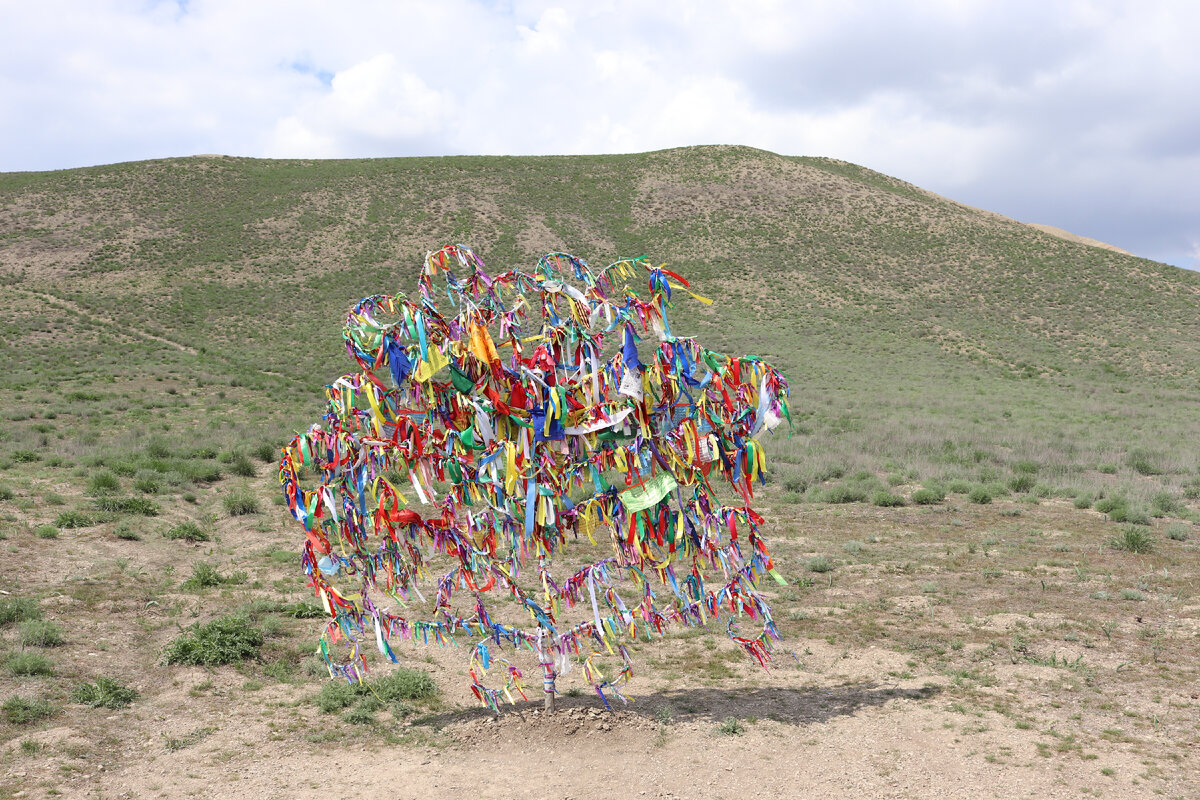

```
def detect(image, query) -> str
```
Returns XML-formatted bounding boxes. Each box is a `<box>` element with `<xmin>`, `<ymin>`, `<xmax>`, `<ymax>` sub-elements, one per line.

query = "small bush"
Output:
<box><xmin>20</xmin><ymin>620</ymin><xmax>64</xmax><ymax>647</ymax></box>
<box><xmin>718</xmin><ymin>716</ymin><xmax>745</xmax><ymax>736</ymax></box>
<box><xmin>12</xmin><ymin>450</ymin><xmax>39</xmax><ymax>463</ymax></box>
<box><xmin>341</xmin><ymin>703</ymin><xmax>377</xmax><ymax>725</ymax></box>
<box><xmin>947</xmin><ymin>479</ymin><xmax>972</xmax><ymax>494</ymax></box>
<box><xmin>0</xmin><ymin>485</ymin><xmax>15</xmax><ymax>501</ymax></box>
<box><xmin>911</xmin><ymin>488</ymin><xmax>944</xmax><ymax>505</ymax></box>
<box><xmin>164</xmin><ymin>522</ymin><xmax>210</xmax><ymax>542</ymax></box>
<box><xmin>253</xmin><ymin>442</ymin><xmax>279</xmax><ymax>463</ymax></box>
<box><xmin>820</xmin><ymin>484</ymin><xmax>867</xmax><ymax>504</ymax></box>
<box><xmin>2</xmin><ymin>696</ymin><xmax>56</xmax><ymax>725</ymax></box>
<box><xmin>230</xmin><ymin>454</ymin><xmax>257</xmax><ymax>478</ymax></box>
<box><xmin>1094</xmin><ymin>497</ymin><xmax>1122</xmax><ymax>515</ymax></box>
<box><xmin>164</xmin><ymin>615</ymin><xmax>264</xmax><ymax>666</ymax></box>
<box><xmin>870</xmin><ymin>490</ymin><xmax>905</xmax><ymax>507</ymax></box>
<box><xmin>181</xmin><ymin>563</ymin><xmax>246</xmax><ymax>591</ymax></box>
<box><xmin>88</xmin><ymin>471</ymin><xmax>121</xmax><ymax>495</ymax></box>
<box><xmin>0</xmin><ymin>597</ymin><xmax>41</xmax><ymax>625</ymax></box>
<box><xmin>807</xmin><ymin>556</ymin><xmax>833</xmax><ymax>573</ymax></box>
<box><xmin>1126</xmin><ymin>450</ymin><xmax>1160</xmax><ymax>476</ymax></box>
<box><xmin>34</xmin><ymin>524</ymin><xmax>59</xmax><ymax>539</ymax></box>
<box><xmin>967</xmin><ymin>487</ymin><xmax>992</xmax><ymax>504</ymax></box>
<box><xmin>1013</xmin><ymin>460</ymin><xmax>1039</xmax><ymax>475</ymax></box>
<box><xmin>133</xmin><ymin>476</ymin><xmax>161</xmax><ymax>494</ymax></box>
<box><xmin>1097</xmin><ymin>463</ymin><xmax>1118</xmax><ymax>474</ymax></box>
<box><xmin>1165</xmin><ymin>523</ymin><xmax>1189</xmax><ymax>542</ymax></box>
<box><xmin>7</xmin><ymin>652</ymin><xmax>54</xmax><ymax>676</ymax></box>
<box><xmin>1149</xmin><ymin>491</ymin><xmax>1181</xmax><ymax>516</ymax></box>
<box><xmin>1109</xmin><ymin>526</ymin><xmax>1154</xmax><ymax>554</ymax></box>
<box><xmin>113</xmin><ymin>523</ymin><xmax>141</xmax><ymax>541</ymax></box>
<box><xmin>55</xmin><ymin>511</ymin><xmax>96</xmax><ymax>529</ymax></box>
<box><xmin>93</xmin><ymin>496</ymin><xmax>160</xmax><ymax>516</ymax></box>
<box><xmin>1073</xmin><ymin>494</ymin><xmax>1093</xmax><ymax>510</ymax></box>
<box><xmin>1118</xmin><ymin>588</ymin><xmax>1146</xmax><ymax>601</ymax></box>
<box><xmin>224</xmin><ymin>491</ymin><xmax>260</xmax><ymax>516</ymax></box>
<box><xmin>782</xmin><ymin>475</ymin><xmax>807</xmax><ymax>493</ymax></box>
<box><xmin>71</xmin><ymin>677</ymin><xmax>138</xmax><ymax>709</ymax></box>
<box><xmin>1008</xmin><ymin>474</ymin><xmax>1035</xmax><ymax>493</ymax></box>
<box><xmin>313</xmin><ymin>666</ymin><xmax>437</xmax><ymax>714</ymax></box>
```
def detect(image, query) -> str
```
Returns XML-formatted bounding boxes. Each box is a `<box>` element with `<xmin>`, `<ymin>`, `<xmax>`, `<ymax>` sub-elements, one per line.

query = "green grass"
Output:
<box><xmin>7</xmin><ymin>652</ymin><xmax>55</xmax><ymax>676</ymax></box>
<box><xmin>0</xmin><ymin>597</ymin><xmax>41</xmax><ymax>625</ymax></box>
<box><xmin>1</xmin><ymin>696</ymin><xmax>56</xmax><ymax>724</ymax></box>
<box><xmin>312</xmin><ymin>666</ymin><xmax>438</xmax><ymax>715</ymax></box>
<box><xmin>20</xmin><ymin>619</ymin><xmax>64</xmax><ymax>647</ymax></box>
<box><xmin>71</xmin><ymin>677</ymin><xmax>139</xmax><ymax>709</ymax></box>
<box><xmin>164</xmin><ymin>521</ymin><xmax>211</xmax><ymax>542</ymax></box>
<box><xmin>180</xmin><ymin>563</ymin><xmax>247</xmax><ymax>591</ymax></box>
<box><xmin>223</xmin><ymin>491</ymin><xmax>260</xmax><ymax>516</ymax></box>
<box><xmin>163</xmin><ymin>615</ymin><xmax>264</xmax><ymax>666</ymax></box>
<box><xmin>1109</xmin><ymin>526</ymin><xmax>1154</xmax><ymax>554</ymax></box>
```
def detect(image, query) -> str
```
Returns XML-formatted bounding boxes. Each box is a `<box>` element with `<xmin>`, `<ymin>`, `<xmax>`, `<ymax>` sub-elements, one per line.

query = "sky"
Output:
<box><xmin>2</xmin><ymin>0</ymin><xmax>1197</xmax><ymax>269</ymax></box>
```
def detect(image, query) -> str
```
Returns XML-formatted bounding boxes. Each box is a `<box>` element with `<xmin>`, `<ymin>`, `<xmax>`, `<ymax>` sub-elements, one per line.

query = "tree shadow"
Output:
<box><xmin>418</xmin><ymin>682</ymin><xmax>941</xmax><ymax>728</ymax></box>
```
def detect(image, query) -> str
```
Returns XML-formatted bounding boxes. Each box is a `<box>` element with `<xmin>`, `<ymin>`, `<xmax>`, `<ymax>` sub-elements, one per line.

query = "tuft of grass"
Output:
<box><xmin>967</xmin><ymin>486</ymin><xmax>992</xmax><ymax>504</ymax></box>
<box><xmin>224</xmin><ymin>490</ymin><xmax>260</xmax><ymax>516</ymax></box>
<box><xmin>71</xmin><ymin>677</ymin><xmax>139</xmax><ymax>709</ymax></box>
<box><xmin>164</xmin><ymin>615</ymin><xmax>264</xmax><ymax>666</ymax></box>
<box><xmin>93</xmin><ymin>496</ymin><xmax>160</xmax><ymax>516</ymax></box>
<box><xmin>1073</xmin><ymin>493</ymin><xmax>1093</xmax><ymax>510</ymax></box>
<box><xmin>0</xmin><ymin>485</ymin><xmax>15</xmax><ymax>501</ymax></box>
<box><xmin>313</xmin><ymin>666</ymin><xmax>438</xmax><ymax>714</ymax></box>
<box><xmin>34</xmin><ymin>524</ymin><xmax>59</xmax><ymax>539</ymax></box>
<box><xmin>820</xmin><ymin>484</ymin><xmax>867</xmax><ymax>504</ymax></box>
<box><xmin>7</xmin><ymin>652</ymin><xmax>55</xmax><ymax>677</ymax></box>
<box><xmin>1165</xmin><ymin>523</ymin><xmax>1189</xmax><ymax>542</ymax></box>
<box><xmin>54</xmin><ymin>511</ymin><xmax>96</xmax><ymax>529</ymax></box>
<box><xmin>807</xmin><ymin>556</ymin><xmax>834</xmax><ymax>573</ymax></box>
<box><xmin>230</xmin><ymin>453</ymin><xmax>257</xmax><ymax>477</ymax></box>
<box><xmin>1118</xmin><ymin>588</ymin><xmax>1146</xmax><ymax>601</ymax></box>
<box><xmin>181</xmin><ymin>563</ymin><xmax>247</xmax><ymax>591</ymax></box>
<box><xmin>911</xmin><ymin>488</ymin><xmax>944</xmax><ymax>505</ymax></box>
<box><xmin>20</xmin><ymin>620</ymin><xmax>64</xmax><ymax>648</ymax></box>
<box><xmin>0</xmin><ymin>597</ymin><xmax>42</xmax><ymax>625</ymax></box>
<box><xmin>870</xmin><ymin>490</ymin><xmax>905</xmax><ymax>507</ymax></box>
<box><xmin>717</xmin><ymin>716</ymin><xmax>745</xmax><ymax>736</ymax></box>
<box><xmin>2</xmin><ymin>696</ymin><xmax>56</xmax><ymax>725</ymax></box>
<box><xmin>113</xmin><ymin>523</ymin><xmax>142</xmax><ymax>540</ymax></box>
<box><xmin>1108</xmin><ymin>526</ymin><xmax>1154</xmax><ymax>554</ymax></box>
<box><xmin>253</xmin><ymin>442</ymin><xmax>279</xmax><ymax>463</ymax></box>
<box><xmin>164</xmin><ymin>521</ymin><xmax>211</xmax><ymax>542</ymax></box>
<box><xmin>87</xmin><ymin>470</ymin><xmax>121</xmax><ymax>495</ymax></box>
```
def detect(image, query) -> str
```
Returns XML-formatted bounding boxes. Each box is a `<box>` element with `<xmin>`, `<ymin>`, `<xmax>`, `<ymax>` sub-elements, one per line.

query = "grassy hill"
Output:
<box><xmin>2</xmin><ymin>144</ymin><xmax>1200</xmax><ymax>526</ymax></box>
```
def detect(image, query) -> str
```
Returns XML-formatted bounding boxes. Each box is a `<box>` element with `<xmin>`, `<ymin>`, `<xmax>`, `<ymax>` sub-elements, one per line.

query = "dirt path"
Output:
<box><xmin>10</xmin><ymin>286</ymin><xmax>198</xmax><ymax>355</ymax></box>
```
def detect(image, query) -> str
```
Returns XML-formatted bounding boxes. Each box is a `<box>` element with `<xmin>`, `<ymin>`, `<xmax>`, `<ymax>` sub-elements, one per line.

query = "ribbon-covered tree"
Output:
<box><xmin>279</xmin><ymin>245</ymin><xmax>791</xmax><ymax>711</ymax></box>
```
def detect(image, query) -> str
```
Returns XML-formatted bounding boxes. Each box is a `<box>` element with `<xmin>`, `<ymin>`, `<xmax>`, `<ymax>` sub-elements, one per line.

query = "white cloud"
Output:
<box><xmin>0</xmin><ymin>0</ymin><xmax>1197</xmax><ymax>265</ymax></box>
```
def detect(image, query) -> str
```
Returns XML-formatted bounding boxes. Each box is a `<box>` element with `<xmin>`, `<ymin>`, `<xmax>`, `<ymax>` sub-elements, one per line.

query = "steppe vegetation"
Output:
<box><xmin>0</xmin><ymin>146</ymin><xmax>1197</xmax><ymax>797</ymax></box>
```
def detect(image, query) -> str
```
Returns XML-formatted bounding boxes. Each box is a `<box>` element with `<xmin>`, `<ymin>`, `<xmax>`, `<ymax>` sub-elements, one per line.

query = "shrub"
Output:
<box><xmin>947</xmin><ymin>479</ymin><xmax>972</xmax><ymax>494</ymax></box>
<box><xmin>1013</xmin><ymin>460</ymin><xmax>1039</xmax><ymax>475</ymax></box>
<box><xmin>1118</xmin><ymin>588</ymin><xmax>1146</xmax><ymax>601</ymax></box>
<box><xmin>230</xmin><ymin>454</ymin><xmax>257</xmax><ymax>478</ymax></box>
<box><xmin>870</xmin><ymin>490</ymin><xmax>905</xmax><ymax>507</ymax></box>
<box><xmin>718</xmin><ymin>717</ymin><xmax>745</xmax><ymax>736</ymax></box>
<box><xmin>1097</xmin><ymin>463</ymin><xmax>1118</xmax><ymax>474</ymax></box>
<box><xmin>1073</xmin><ymin>494</ymin><xmax>1093</xmax><ymax>510</ymax></box>
<box><xmin>1109</xmin><ymin>526</ymin><xmax>1154</xmax><ymax>554</ymax></box>
<box><xmin>88</xmin><ymin>471</ymin><xmax>121</xmax><ymax>495</ymax></box>
<box><xmin>181</xmin><ymin>563</ymin><xmax>246</xmax><ymax>591</ymax></box>
<box><xmin>164</xmin><ymin>615</ymin><xmax>264</xmax><ymax>666</ymax></box>
<box><xmin>820</xmin><ymin>484</ymin><xmax>866</xmax><ymax>504</ymax></box>
<box><xmin>164</xmin><ymin>521</ymin><xmax>210</xmax><ymax>542</ymax></box>
<box><xmin>0</xmin><ymin>597</ymin><xmax>41</xmax><ymax>625</ymax></box>
<box><xmin>113</xmin><ymin>523</ymin><xmax>141</xmax><ymax>541</ymax></box>
<box><xmin>1008</xmin><ymin>474</ymin><xmax>1035</xmax><ymax>493</ymax></box>
<box><xmin>34</xmin><ymin>524</ymin><xmax>59</xmax><ymax>539</ymax></box>
<box><xmin>782</xmin><ymin>475</ymin><xmax>807</xmax><ymax>493</ymax></box>
<box><xmin>313</xmin><ymin>666</ymin><xmax>437</xmax><ymax>714</ymax></box>
<box><xmin>1165</xmin><ymin>523</ymin><xmax>1189</xmax><ymax>542</ymax></box>
<box><xmin>224</xmin><ymin>491</ymin><xmax>260</xmax><ymax>516</ymax></box>
<box><xmin>807</xmin><ymin>556</ymin><xmax>833</xmax><ymax>573</ymax></box>
<box><xmin>1094</xmin><ymin>497</ymin><xmax>1123</xmax><ymax>515</ymax></box>
<box><xmin>7</xmin><ymin>652</ymin><xmax>54</xmax><ymax>676</ymax></box>
<box><xmin>1126</xmin><ymin>450</ymin><xmax>1160</xmax><ymax>476</ymax></box>
<box><xmin>11</xmin><ymin>450</ymin><xmax>39</xmax><ymax>463</ymax></box>
<box><xmin>93</xmin><ymin>496</ymin><xmax>160</xmax><ymax>516</ymax></box>
<box><xmin>1149</xmin><ymin>491</ymin><xmax>1181</xmax><ymax>516</ymax></box>
<box><xmin>21</xmin><ymin>620</ymin><xmax>64</xmax><ymax>647</ymax></box>
<box><xmin>71</xmin><ymin>677</ymin><xmax>138</xmax><ymax>709</ymax></box>
<box><xmin>2</xmin><ymin>696</ymin><xmax>56</xmax><ymax>725</ymax></box>
<box><xmin>145</xmin><ymin>439</ymin><xmax>173</xmax><ymax>459</ymax></box>
<box><xmin>55</xmin><ymin>511</ymin><xmax>96</xmax><ymax>528</ymax></box>
<box><xmin>911</xmin><ymin>488</ymin><xmax>944</xmax><ymax>505</ymax></box>
<box><xmin>0</xmin><ymin>485</ymin><xmax>15</xmax><ymax>501</ymax></box>
<box><xmin>253</xmin><ymin>442</ymin><xmax>279</xmax><ymax>463</ymax></box>
<box><xmin>967</xmin><ymin>487</ymin><xmax>992</xmax><ymax>504</ymax></box>
<box><xmin>133</xmin><ymin>475</ymin><xmax>161</xmax><ymax>494</ymax></box>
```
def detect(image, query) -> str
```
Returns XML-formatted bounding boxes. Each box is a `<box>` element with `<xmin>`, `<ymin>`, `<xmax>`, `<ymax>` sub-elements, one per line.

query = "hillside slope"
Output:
<box><xmin>2</xmin><ymin>145</ymin><xmax>1199</xmax><ymax>512</ymax></box>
